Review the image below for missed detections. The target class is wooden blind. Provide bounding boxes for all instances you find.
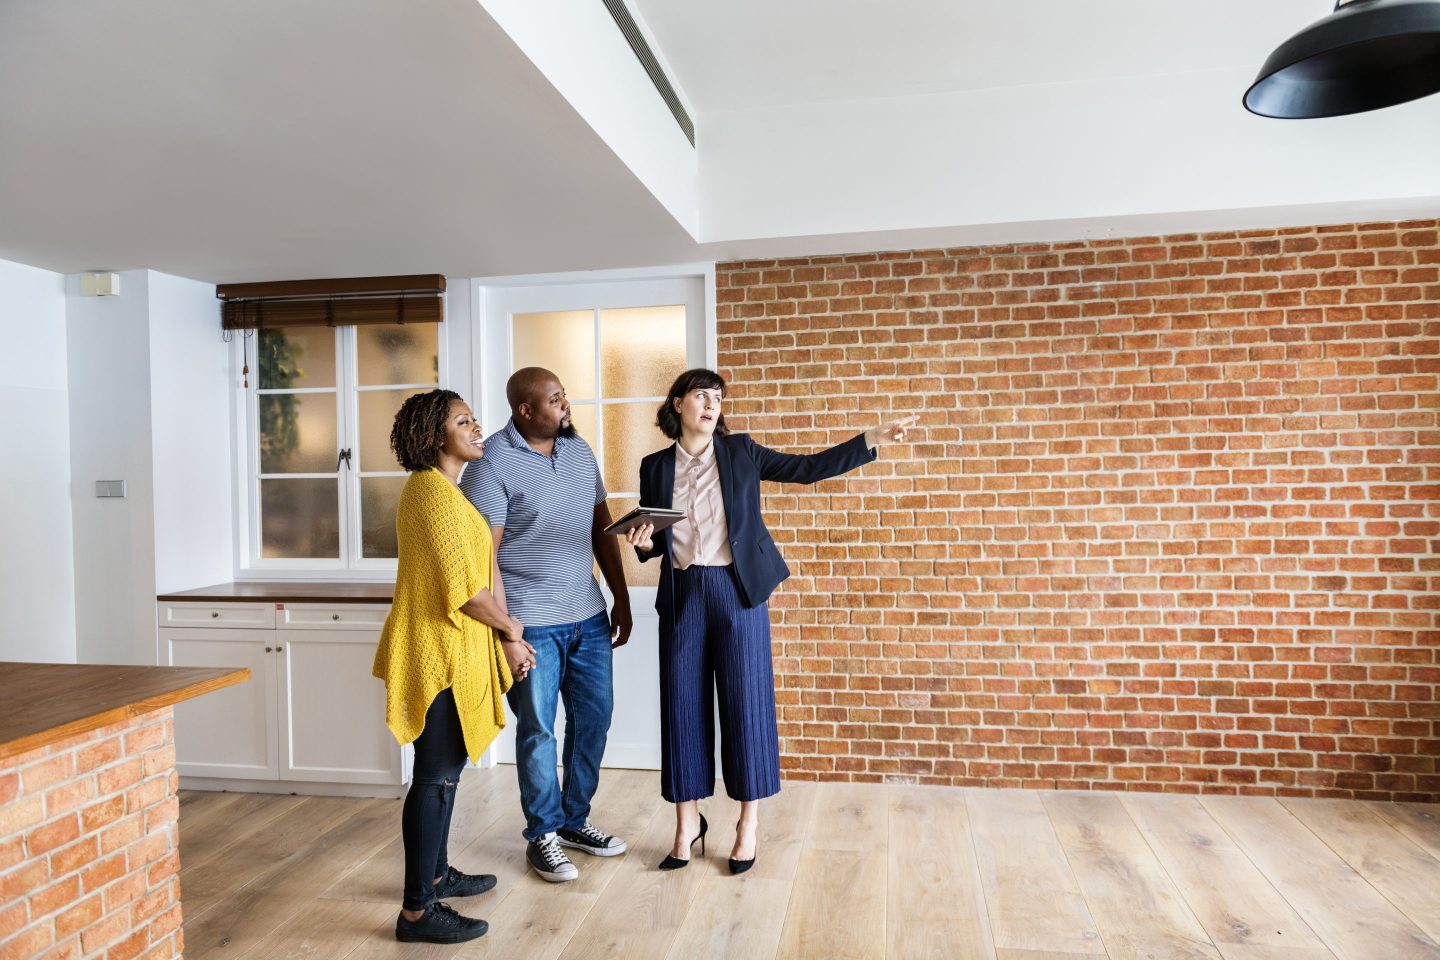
[217,275,445,330]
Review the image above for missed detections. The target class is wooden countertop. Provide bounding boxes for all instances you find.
[1,662,249,761]
[157,581,394,604]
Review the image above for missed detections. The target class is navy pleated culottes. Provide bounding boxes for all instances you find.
[659,564,782,804]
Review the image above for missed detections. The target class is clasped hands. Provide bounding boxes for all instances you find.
[499,617,536,680]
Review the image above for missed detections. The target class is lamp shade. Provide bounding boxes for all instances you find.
[1244,0,1440,118]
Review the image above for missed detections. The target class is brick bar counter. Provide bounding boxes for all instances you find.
[0,663,247,959]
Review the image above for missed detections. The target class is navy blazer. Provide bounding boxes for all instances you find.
[636,431,877,626]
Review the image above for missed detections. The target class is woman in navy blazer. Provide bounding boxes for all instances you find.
[627,368,915,874]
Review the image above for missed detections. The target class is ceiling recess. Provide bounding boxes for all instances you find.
[601,0,695,146]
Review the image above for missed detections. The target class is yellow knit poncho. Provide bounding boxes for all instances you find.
[373,467,513,763]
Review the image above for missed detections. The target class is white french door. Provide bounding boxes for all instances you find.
[475,275,710,770]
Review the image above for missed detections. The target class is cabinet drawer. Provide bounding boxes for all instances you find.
[279,604,390,631]
[161,602,275,629]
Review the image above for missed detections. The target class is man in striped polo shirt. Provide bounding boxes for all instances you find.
[460,367,633,883]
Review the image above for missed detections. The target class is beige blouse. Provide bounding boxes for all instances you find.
[671,442,733,569]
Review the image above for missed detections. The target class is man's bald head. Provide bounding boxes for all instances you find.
[506,367,576,442]
[506,367,559,413]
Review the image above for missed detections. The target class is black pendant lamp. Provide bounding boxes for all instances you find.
[1244,0,1440,118]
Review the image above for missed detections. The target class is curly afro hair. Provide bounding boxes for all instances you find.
[390,389,465,472]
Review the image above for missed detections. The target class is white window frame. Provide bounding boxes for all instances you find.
[229,315,450,580]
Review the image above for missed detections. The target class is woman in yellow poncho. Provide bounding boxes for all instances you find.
[373,389,536,945]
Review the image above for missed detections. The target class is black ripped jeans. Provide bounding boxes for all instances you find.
[401,688,470,910]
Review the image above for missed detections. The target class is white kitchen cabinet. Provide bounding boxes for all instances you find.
[159,600,407,797]
[277,627,403,785]
[163,628,279,780]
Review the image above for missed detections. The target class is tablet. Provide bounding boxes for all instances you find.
[603,505,686,536]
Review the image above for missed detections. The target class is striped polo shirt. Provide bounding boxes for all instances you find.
[459,418,606,627]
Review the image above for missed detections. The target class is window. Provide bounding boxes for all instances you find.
[510,305,691,588]
[244,321,443,570]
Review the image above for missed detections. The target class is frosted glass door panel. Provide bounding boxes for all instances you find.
[259,328,336,389]
[567,403,597,446]
[600,305,687,397]
[603,402,665,496]
[512,310,597,399]
[261,479,340,559]
[360,476,406,558]
[357,323,439,386]
[357,389,411,472]
[258,392,338,473]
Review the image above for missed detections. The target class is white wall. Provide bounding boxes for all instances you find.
[0,259,77,663]
[148,271,233,594]
[66,270,157,664]
[700,68,1440,245]
[67,270,234,664]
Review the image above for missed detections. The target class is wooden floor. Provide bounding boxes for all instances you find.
[178,768,1440,960]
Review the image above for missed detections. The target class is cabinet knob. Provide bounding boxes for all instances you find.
[276,644,283,652]
[265,646,273,653]
[211,612,220,618]
[332,613,341,621]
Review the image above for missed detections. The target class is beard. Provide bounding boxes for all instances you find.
[557,419,577,438]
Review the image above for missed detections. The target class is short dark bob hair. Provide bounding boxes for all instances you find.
[656,368,730,440]
[391,388,464,471]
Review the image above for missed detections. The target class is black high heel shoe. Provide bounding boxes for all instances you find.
[658,813,708,871]
[728,820,755,875]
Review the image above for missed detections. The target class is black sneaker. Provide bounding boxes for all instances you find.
[527,832,579,882]
[557,820,628,857]
[394,901,488,944]
[434,865,497,898]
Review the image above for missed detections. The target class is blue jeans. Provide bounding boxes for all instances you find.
[507,610,613,841]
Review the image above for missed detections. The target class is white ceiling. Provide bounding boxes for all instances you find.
[633,0,1332,112]
[0,0,699,283]
[2,0,1434,285]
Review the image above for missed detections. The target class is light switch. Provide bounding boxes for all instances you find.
[95,480,126,498]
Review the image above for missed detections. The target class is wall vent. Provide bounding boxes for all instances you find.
[601,0,695,147]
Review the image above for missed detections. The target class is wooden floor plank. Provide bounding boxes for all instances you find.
[1201,796,1440,960]
[966,789,1105,958]
[179,791,311,878]
[459,888,600,960]
[181,795,359,923]
[1282,798,1440,943]
[232,898,395,960]
[177,774,1440,960]
[805,781,888,852]
[1121,794,1333,960]
[184,798,397,959]
[886,785,995,960]
[553,797,700,960]
[1044,791,1221,960]
[1368,802,1440,863]
[777,782,887,960]
[665,781,818,960]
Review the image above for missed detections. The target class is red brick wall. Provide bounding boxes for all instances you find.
[1,711,182,960]
[717,220,1440,800]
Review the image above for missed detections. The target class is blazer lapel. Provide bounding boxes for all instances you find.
[657,443,677,507]
[714,435,736,529]
[656,443,677,561]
